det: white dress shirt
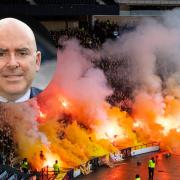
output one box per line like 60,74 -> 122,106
0,89 -> 31,103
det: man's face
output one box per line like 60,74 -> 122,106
0,24 -> 41,100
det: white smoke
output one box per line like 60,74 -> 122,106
12,101 -> 50,147
54,39 -> 113,121
100,9 -> 180,98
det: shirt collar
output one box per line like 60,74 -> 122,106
0,89 -> 31,103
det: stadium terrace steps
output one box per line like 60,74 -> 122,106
0,164 -> 40,180
0,170 -> 8,179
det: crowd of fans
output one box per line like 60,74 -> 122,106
50,20 -> 121,49
50,20 -> 135,49
50,20 -> 135,111
0,123 -> 17,166
50,28 -> 101,49
93,20 -> 120,43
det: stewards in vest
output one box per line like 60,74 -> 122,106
21,158 -> 29,173
53,160 -> 60,175
148,157 -> 156,180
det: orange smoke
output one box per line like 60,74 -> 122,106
10,83 -> 180,170
25,88 -> 180,169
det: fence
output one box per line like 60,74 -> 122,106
40,142 -> 160,179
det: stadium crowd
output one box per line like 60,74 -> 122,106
0,123 -> 17,166
50,20 -> 120,49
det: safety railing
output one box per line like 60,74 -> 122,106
41,166 -> 56,180
58,142 -> 160,179
41,166 -> 71,180
131,142 -> 160,150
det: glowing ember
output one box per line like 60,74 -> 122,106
40,111 -> 46,119
59,97 -> 70,109
62,101 -> 68,108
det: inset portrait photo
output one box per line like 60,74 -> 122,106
0,17 -> 56,103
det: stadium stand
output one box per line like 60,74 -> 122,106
0,165 -> 40,179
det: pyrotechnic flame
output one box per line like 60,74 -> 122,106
42,152 -> 60,168
96,121 -> 125,142
59,96 -> 70,109
37,111 -> 47,123
133,120 -> 143,128
40,111 -> 46,119
156,116 -> 180,135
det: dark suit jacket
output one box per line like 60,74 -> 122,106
30,87 -> 42,98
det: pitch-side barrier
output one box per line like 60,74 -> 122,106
41,142 -> 160,180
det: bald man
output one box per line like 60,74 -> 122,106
0,18 -> 41,102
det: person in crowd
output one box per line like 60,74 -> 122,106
0,17 -> 42,102
39,150 -> 45,161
